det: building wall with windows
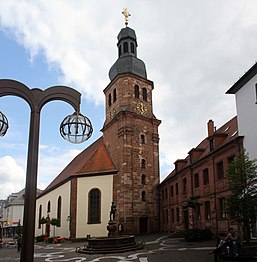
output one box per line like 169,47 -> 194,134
159,117 -> 244,235
76,175 -> 113,238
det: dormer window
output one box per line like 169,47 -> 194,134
210,138 -> 214,151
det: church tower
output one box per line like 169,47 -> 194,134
102,11 -> 161,234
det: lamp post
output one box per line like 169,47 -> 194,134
0,79 -> 93,261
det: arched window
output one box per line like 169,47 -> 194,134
47,201 -> 51,213
118,45 -> 122,57
142,88 -> 147,101
108,93 -> 112,107
88,188 -> 101,224
134,85 -> 139,98
141,175 -> 146,185
140,134 -> 145,144
123,42 -> 128,53
141,159 -> 146,169
142,191 -> 146,202
38,205 -> 42,229
57,196 -> 62,226
113,88 -> 117,102
130,42 -> 135,54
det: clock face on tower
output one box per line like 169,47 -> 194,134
136,101 -> 147,115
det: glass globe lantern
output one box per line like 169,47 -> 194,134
60,112 -> 93,144
0,111 -> 8,137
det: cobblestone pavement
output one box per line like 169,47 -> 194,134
0,234 -> 216,262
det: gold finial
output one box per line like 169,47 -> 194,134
122,8 -> 131,27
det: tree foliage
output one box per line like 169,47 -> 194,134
226,151 -> 257,244
50,218 -> 60,237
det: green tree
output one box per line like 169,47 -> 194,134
39,217 -> 47,236
50,218 -> 60,238
186,195 -> 201,229
226,151 -> 257,244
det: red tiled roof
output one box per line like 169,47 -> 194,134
162,116 -> 239,183
41,137 -> 118,196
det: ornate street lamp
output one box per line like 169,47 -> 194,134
0,79 -> 93,262
0,111 -> 8,136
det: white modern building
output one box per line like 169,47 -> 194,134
227,62 -> 257,238
226,62 -> 257,160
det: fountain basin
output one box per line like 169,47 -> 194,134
77,235 -> 144,254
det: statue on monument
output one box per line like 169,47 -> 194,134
109,201 -> 117,221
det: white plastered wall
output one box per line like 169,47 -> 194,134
35,181 -> 71,238
76,174 -> 113,238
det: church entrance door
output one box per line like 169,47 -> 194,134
139,217 -> 148,234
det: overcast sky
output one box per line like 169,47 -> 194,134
0,0 -> 257,199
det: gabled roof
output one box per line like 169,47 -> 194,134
226,62 -> 257,94
40,137 -> 118,196
161,116 -> 240,183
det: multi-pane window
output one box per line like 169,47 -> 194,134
175,183 -> 179,195
219,198 -> 226,219
217,161 -> 224,180
170,185 -> 174,197
194,173 -> 199,188
210,138 -> 215,151
165,188 -> 168,199
183,178 -> 187,192
88,188 -> 101,224
171,208 -> 175,222
204,201 -> 211,220
166,210 -> 169,224
196,204 -> 201,220
203,168 -> 209,185
176,207 -> 180,222
134,85 -> 139,98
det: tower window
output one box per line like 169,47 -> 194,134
134,85 -> 139,98
108,93 -> 112,107
118,45 -> 122,57
141,159 -> 146,169
142,191 -> 146,202
141,174 -> 146,185
123,42 -> 128,53
113,88 -> 117,102
130,42 -> 135,54
88,188 -> 101,224
143,88 -> 147,101
140,134 -> 145,144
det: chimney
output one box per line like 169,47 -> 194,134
207,119 -> 214,137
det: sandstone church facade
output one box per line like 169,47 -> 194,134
35,25 -> 161,239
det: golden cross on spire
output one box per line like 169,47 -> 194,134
122,8 -> 131,27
